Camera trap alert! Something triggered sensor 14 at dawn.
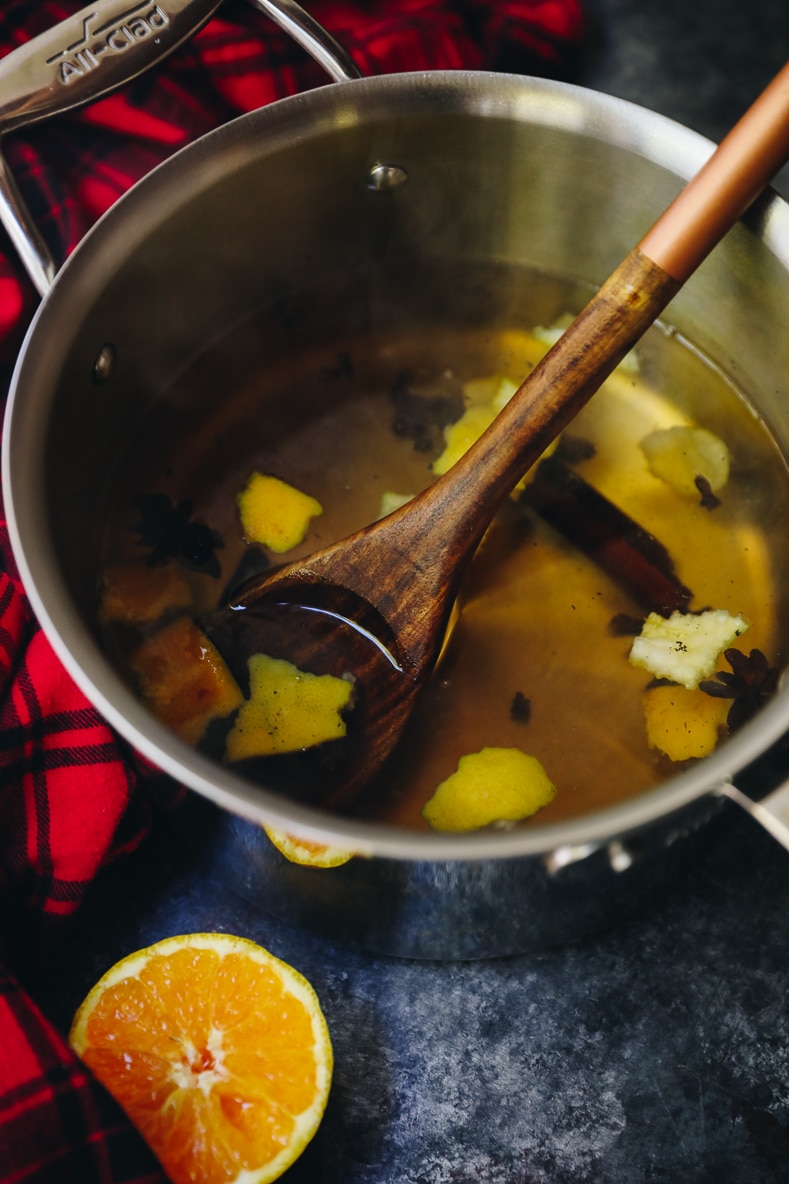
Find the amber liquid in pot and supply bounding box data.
[98,269,789,830]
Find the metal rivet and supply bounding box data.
[544,842,599,874]
[607,841,635,873]
[366,163,409,192]
[93,343,116,384]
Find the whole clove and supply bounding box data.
[695,474,722,510]
[510,691,531,724]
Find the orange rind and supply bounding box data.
[69,932,333,1184]
[263,824,354,868]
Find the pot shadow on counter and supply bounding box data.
[30,726,789,993]
[173,715,789,959]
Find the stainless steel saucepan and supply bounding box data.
[4,0,789,957]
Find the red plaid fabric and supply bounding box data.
[0,1,584,1180]
[0,968,165,1182]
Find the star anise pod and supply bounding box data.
[699,647,778,732]
[130,493,224,577]
[388,370,464,454]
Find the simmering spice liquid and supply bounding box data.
[99,271,789,829]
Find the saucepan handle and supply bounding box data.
[249,0,360,83]
[717,780,789,852]
[0,0,360,296]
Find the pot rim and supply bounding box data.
[5,69,789,863]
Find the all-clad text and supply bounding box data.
[48,3,170,84]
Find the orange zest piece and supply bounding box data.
[225,653,353,760]
[237,472,323,553]
[68,933,333,1184]
[129,616,244,745]
[99,561,192,624]
[263,824,354,868]
[422,747,557,831]
[643,682,729,761]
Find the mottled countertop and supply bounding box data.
[44,793,789,1183]
[37,3,789,1181]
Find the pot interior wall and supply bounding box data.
[9,74,789,858]
[36,86,789,627]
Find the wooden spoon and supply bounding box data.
[209,62,789,810]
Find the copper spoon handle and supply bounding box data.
[640,59,789,281]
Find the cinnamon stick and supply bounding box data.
[521,456,692,616]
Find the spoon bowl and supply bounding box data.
[208,578,427,808]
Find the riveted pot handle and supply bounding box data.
[717,781,789,852]
[249,0,361,84]
[0,0,360,295]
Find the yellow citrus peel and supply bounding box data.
[640,425,730,497]
[643,683,729,761]
[226,653,353,761]
[422,747,557,831]
[432,373,558,486]
[237,473,322,552]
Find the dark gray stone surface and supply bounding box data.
[42,795,789,1184]
[34,4,789,1182]
[579,0,789,195]
[581,0,789,141]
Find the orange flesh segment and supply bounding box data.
[70,936,332,1184]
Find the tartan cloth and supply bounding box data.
[0,1,584,1180]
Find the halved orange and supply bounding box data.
[68,933,332,1184]
[263,824,354,868]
